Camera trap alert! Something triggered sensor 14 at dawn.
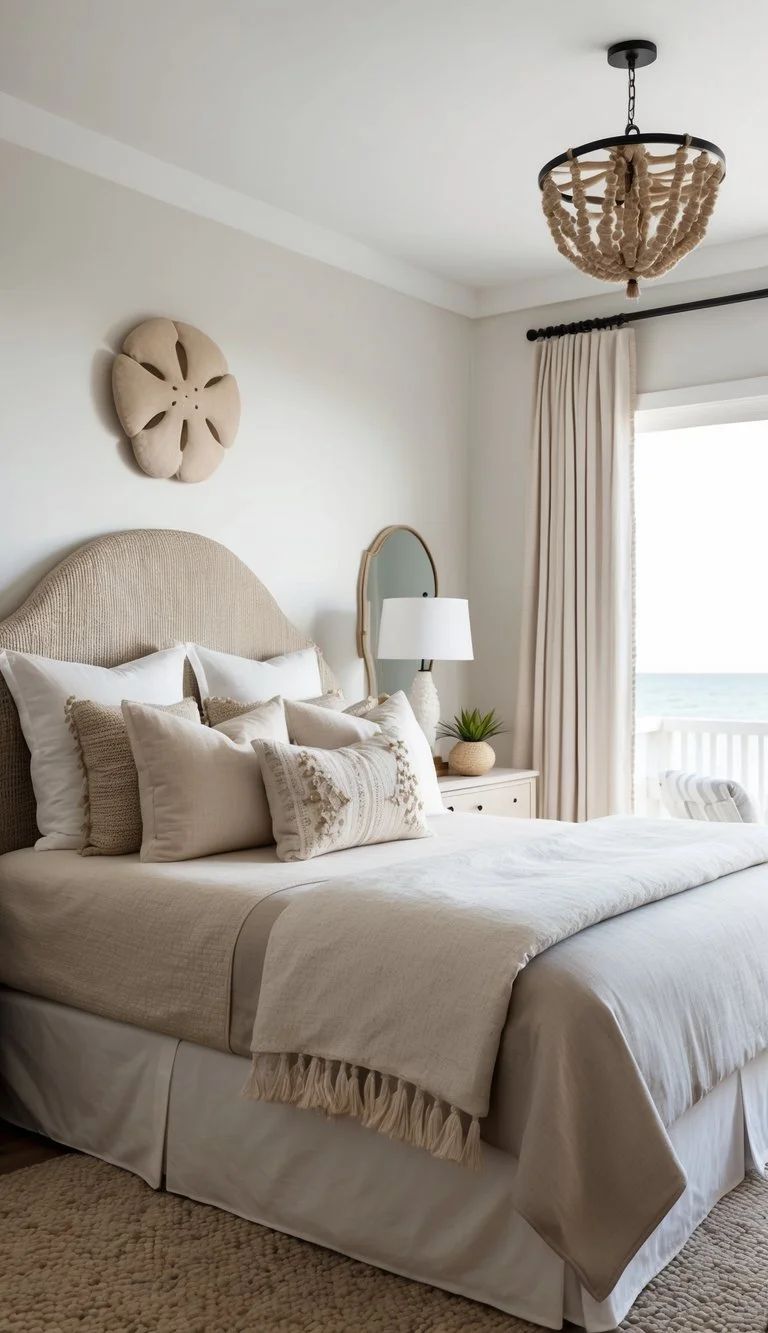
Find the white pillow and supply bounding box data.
[186,643,322,703]
[361,691,444,816]
[122,696,289,862]
[283,698,380,750]
[0,645,186,850]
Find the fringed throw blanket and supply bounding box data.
[245,817,768,1169]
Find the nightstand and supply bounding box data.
[438,768,538,819]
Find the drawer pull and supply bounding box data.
[476,803,483,812]
[513,797,518,804]
[447,805,455,813]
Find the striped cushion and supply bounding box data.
[658,770,760,823]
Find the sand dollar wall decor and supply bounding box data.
[112,318,241,482]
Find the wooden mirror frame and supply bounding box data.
[356,525,438,696]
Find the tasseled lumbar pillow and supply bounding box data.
[253,734,433,862]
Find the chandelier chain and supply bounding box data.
[625,55,638,135]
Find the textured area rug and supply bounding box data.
[2,1156,768,1332]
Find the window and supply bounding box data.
[634,412,768,816]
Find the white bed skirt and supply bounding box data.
[0,989,176,1187]
[1,988,766,1333]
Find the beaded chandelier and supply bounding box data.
[538,40,725,300]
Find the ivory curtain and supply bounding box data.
[512,327,636,822]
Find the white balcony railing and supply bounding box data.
[635,716,768,819]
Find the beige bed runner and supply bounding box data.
[0,851,272,1049]
[244,816,768,1301]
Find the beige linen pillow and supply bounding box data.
[254,734,433,862]
[308,692,381,715]
[122,697,289,862]
[203,692,373,727]
[283,698,380,749]
[202,690,340,727]
[343,695,381,716]
[304,690,345,710]
[66,696,200,857]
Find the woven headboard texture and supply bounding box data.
[0,529,339,854]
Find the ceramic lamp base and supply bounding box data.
[408,669,440,751]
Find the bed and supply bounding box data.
[1,528,768,1333]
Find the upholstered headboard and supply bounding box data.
[0,529,340,854]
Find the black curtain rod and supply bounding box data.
[525,285,768,342]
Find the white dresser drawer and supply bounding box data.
[442,778,535,819]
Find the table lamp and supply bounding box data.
[376,597,474,749]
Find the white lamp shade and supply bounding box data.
[377,597,473,662]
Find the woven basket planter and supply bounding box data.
[447,741,496,777]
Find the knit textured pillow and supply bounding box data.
[66,697,201,857]
[254,734,433,862]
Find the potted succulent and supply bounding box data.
[437,708,508,778]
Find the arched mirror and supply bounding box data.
[357,526,438,695]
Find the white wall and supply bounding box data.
[7,133,765,745]
[469,267,768,761]
[0,141,471,709]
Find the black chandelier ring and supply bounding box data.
[538,134,727,203]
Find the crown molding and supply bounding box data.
[477,269,602,317]
[477,234,768,318]
[0,92,478,319]
[5,91,768,324]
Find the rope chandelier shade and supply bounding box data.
[538,40,726,300]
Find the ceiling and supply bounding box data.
[1,0,766,301]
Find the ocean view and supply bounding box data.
[636,674,768,721]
